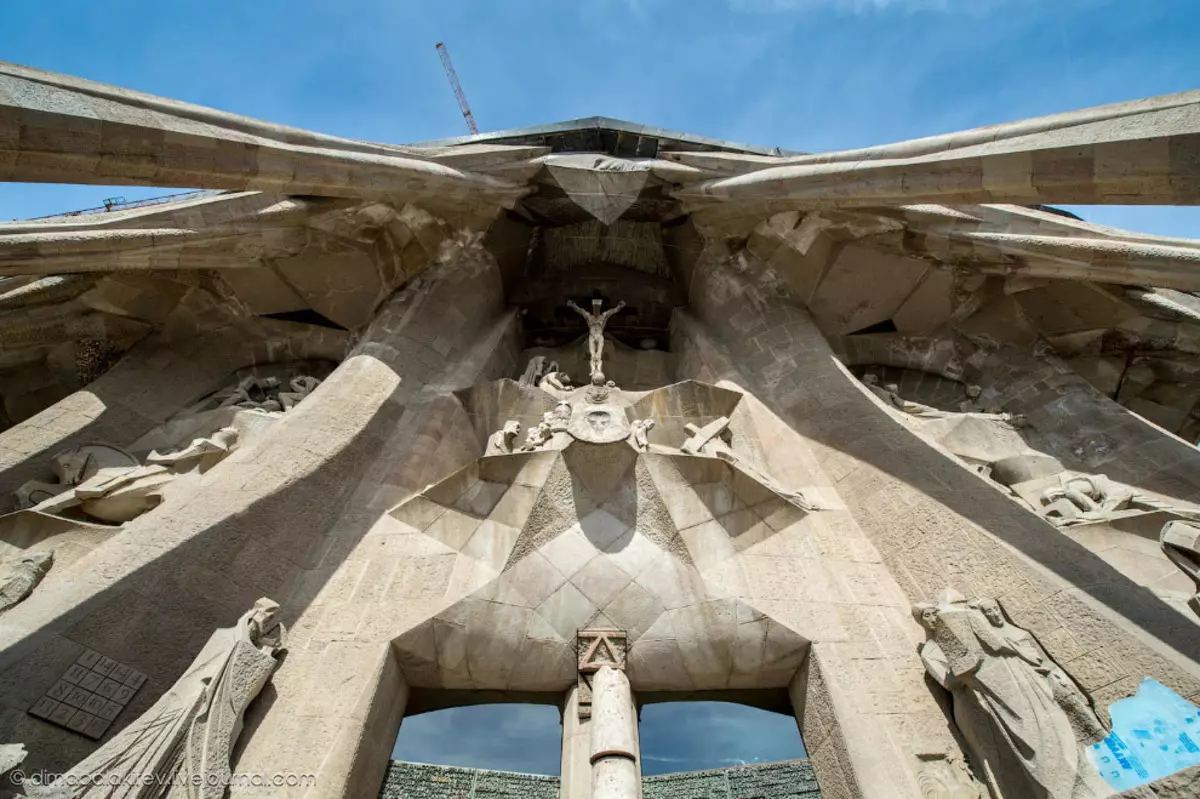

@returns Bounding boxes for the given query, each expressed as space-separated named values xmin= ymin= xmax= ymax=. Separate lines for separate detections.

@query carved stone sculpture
xmin=630 ymin=419 xmax=655 ymax=451
xmin=1040 ymin=474 xmax=1130 ymax=521
xmin=521 ymin=420 xmax=553 ymax=451
xmin=0 ymin=744 xmax=25 ymax=775
xmin=863 ymin=373 xmax=951 ymax=419
xmin=916 ymin=751 xmax=984 ymax=799
xmin=485 ymin=420 xmax=522 ymax=456
xmin=0 ymin=551 xmax=52 ymax=613
xmin=551 ymin=401 xmax=572 ymax=431
xmin=519 ymin=355 xmax=546 ymax=387
xmin=863 ymin=374 xmax=1023 ymax=426
xmin=682 ymin=417 xmax=818 ymax=511
xmin=959 ymin=385 xmax=998 ymax=415
xmin=212 ymin=374 xmax=320 ymax=414
xmin=539 ymin=370 xmax=573 ymax=393
xmin=0 ymin=744 xmax=26 ymax=799
xmin=277 ymin=375 xmax=321 ymax=411
xmin=217 ymin=375 xmax=281 ymax=411
xmin=146 ymin=426 xmax=239 ymax=471
xmin=914 ymin=590 xmax=1111 ymax=799
xmin=567 ymin=298 xmax=625 ymax=385
xmin=1035 ymin=473 xmax=1197 ymax=527
xmin=14 ymin=443 xmax=139 ymax=510
xmin=585 ymin=379 xmax=617 ymax=404
xmin=32 ymin=598 xmax=284 ymax=799
xmin=567 ymin=402 xmax=631 ymax=445
xmin=31 ymin=427 xmax=240 ymax=524
xmin=1161 ymin=520 xmax=1200 ymax=618
xmin=520 ymin=355 xmax=559 ymax=388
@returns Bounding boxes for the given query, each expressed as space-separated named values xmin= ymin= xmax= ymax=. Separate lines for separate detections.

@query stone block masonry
xmin=377 ymin=760 xmax=821 ymax=799
xmin=378 ymin=762 xmax=559 ymax=799
xmin=643 ymin=760 xmax=821 ymax=799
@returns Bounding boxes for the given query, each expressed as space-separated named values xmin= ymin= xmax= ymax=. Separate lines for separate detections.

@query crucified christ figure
xmin=567 ymin=298 xmax=625 ymax=384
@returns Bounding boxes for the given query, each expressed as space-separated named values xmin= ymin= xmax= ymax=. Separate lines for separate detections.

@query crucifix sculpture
xmin=567 ymin=298 xmax=625 ymax=385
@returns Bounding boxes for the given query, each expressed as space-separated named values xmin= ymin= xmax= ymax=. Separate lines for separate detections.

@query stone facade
xmin=0 ymin=63 xmax=1199 ymax=799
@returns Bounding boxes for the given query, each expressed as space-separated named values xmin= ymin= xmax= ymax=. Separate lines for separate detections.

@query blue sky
xmin=1 ymin=0 xmax=1198 ymax=237
xmin=392 ymin=701 xmax=806 ymax=775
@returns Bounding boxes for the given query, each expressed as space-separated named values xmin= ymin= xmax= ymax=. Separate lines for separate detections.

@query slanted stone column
xmin=590 ymin=666 xmax=640 ymax=799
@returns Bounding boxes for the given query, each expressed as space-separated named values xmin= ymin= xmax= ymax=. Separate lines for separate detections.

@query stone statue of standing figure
xmin=32 ymin=597 xmax=285 ymax=798
xmin=567 ymin=298 xmax=625 ymax=385
xmin=913 ymin=590 xmax=1111 ymax=799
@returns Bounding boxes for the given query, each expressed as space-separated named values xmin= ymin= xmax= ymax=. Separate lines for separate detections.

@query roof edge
xmin=408 ymin=116 xmax=804 ymax=157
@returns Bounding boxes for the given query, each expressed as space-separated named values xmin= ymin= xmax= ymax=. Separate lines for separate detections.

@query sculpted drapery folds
xmin=914 ymin=591 xmax=1111 ymax=799
xmin=33 ymin=598 xmax=285 ymax=799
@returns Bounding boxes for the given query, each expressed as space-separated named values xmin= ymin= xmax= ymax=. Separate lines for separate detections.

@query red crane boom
xmin=435 ymin=42 xmax=479 ymax=136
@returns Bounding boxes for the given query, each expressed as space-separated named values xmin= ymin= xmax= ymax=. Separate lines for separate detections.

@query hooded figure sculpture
xmin=34 ymin=598 xmax=285 ymax=799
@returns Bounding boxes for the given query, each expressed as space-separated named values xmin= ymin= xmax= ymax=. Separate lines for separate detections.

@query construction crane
xmin=435 ymin=42 xmax=479 ymax=136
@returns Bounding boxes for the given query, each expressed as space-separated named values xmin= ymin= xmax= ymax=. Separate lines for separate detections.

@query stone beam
xmin=0 ymin=62 xmax=527 ymax=207
xmin=904 ymin=231 xmax=1200 ymax=291
xmin=672 ymin=90 xmax=1200 ymax=208
xmin=0 ymin=227 xmax=309 ymax=275
xmin=0 ymin=194 xmax=367 ymax=275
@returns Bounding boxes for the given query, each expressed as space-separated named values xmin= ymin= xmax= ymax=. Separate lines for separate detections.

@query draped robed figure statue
xmin=33 ymin=598 xmax=285 ymax=799
xmin=914 ymin=590 xmax=1112 ymax=799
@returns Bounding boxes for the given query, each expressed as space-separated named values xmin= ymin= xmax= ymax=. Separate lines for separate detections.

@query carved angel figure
xmin=32 ymin=598 xmax=285 ymax=799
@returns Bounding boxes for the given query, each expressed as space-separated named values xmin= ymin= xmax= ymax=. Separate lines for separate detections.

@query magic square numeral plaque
xmin=27 ymin=648 xmax=147 ymax=740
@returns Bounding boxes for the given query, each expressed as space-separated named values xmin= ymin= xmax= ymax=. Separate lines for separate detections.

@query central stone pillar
xmin=570 ymin=629 xmax=640 ymax=799
xmin=590 ymin=666 xmax=640 ymax=799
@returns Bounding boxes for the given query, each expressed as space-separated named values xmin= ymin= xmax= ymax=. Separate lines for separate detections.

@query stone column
xmin=589 ymin=666 xmax=640 ymax=799
xmin=561 ymin=684 xmax=593 ymax=799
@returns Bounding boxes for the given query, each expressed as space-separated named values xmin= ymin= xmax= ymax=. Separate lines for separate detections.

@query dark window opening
xmin=848 ymin=318 xmax=898 ymax=335
xmin=259 ymin=309 xmax=348 ymax=331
